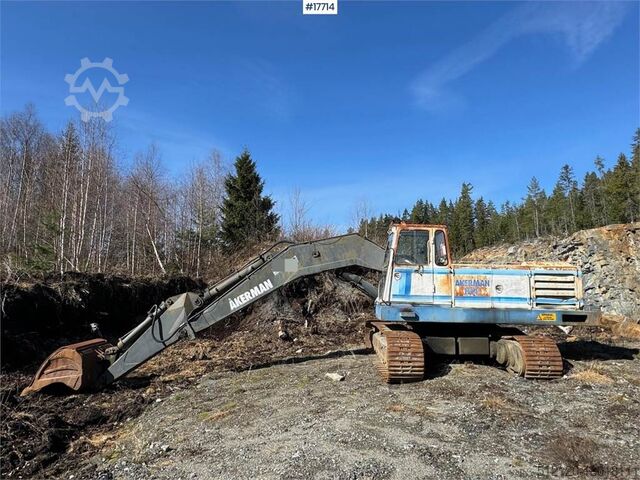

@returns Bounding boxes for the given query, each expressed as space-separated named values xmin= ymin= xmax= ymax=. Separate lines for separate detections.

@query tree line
xmin=358 ymin=129 xmax=640 ymax=258
xmin=2 ymin=104 xmax=637 ymax=276
xmin=0 ymin=105 xmax=281 ymax=278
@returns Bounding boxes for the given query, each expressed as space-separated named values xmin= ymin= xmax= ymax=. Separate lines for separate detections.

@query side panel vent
xmin=533 ymin=273 xmax=578 ymax=308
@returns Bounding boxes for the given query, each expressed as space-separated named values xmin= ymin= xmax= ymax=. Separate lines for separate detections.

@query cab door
xmin=432 ymin=228 xmax=453 ymax=305
xmin=389 ymin=229 xmax=434 ymax=304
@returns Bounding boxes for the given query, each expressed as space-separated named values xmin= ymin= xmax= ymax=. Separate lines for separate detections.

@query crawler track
xmin=496 ymin=335 xmax=563 ymax=379
xmin=369 ymin=323 xmax=424 ymax=383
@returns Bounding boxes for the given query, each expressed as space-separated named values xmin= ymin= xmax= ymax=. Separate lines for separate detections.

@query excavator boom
xmin=22 ymin=234 xmax=384 ymax=395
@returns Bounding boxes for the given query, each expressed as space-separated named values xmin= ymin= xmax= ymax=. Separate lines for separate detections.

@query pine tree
xmin=605 ymin=153 xmax=632 ymax=222
xmin=485 ymin=200 xmax=499 ymax=244
xmin=409 ymin=199 xmax=434 ymax=224
xmin=581 ymin=171 xmax=603 ymax=228
xmin=547 ymin=182 xmax=568 ymax=235
xmin=498 ymin=201 xmax=517 ymax=242
xmin=474 ymin=197 xmax=489 ymax=247
xmin=434 ymin=198 xmax=449 ymax=225
xmin=593 ymin=156 xmax=609 ymax=225
xmin=525 ymin=177 xmax=544 ymax=238
xmin=452 ymin=183 xmax=475 ymax=256
xmin=410 ymin=199 xmax=427 ymax=223
xmin=558 ymin=164 xmax=578 ymax=232
xmin=220 ymin=149 xmax=279 ymax=250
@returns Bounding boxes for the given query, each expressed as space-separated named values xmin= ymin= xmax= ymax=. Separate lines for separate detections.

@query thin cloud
xmin=411 ymin=2 xmax=629 ymax=112
xmin=238 ymin=59 xmax=293 ymax=121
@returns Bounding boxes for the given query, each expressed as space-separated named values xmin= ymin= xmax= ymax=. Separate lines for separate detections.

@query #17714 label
xmin=303 ymin=1 xmax=338 ymax=15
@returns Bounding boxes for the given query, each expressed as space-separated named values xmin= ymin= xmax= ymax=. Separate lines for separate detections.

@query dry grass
xmin=69 ymin=431 xmax=117 ymax=452
xmin=478 ymin=394 xmax=535 ymax=421
xmin=199 ymin=410 xmax=233 ymax=422
xmin=198 ymin=401 xmax=237 ymax=422
xmin=385 ymin=402 xmax=436 ymax=418
xmin=386 ymin=403 xmax=406 ymax=413
xmin=544 ymin=434 xmax=603 ymax=471
xmin=481 ymin=395 xmax=508 ymax=410
xmin=570 ymin=363 xmax=614 ymax=385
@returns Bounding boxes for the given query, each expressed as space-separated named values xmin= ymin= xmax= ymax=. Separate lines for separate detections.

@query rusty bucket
xmin=21 ymin=338 xmax=113 ymax=396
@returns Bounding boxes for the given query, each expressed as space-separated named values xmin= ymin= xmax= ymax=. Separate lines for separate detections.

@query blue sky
xmin=2 ymin=1 xmax=638 ymax=230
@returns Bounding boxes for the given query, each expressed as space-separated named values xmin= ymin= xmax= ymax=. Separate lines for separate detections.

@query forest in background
xmin=1 ymin=104 xmax=638 ymax=278
xmin=358 ymin=130 xmax=640 ymax=256
xmin=0 ymin=105 xmax=325 ymax=278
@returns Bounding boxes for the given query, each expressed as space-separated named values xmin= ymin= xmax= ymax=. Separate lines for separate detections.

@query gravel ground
xmin=76 ymin=338 xmax=640 ymax=480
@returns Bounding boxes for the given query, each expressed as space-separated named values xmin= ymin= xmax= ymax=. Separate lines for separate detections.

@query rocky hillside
xmin=462 ymin=223 xmax=640 ymax=323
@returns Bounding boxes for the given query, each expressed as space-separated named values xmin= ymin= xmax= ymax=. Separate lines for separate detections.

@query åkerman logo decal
xmin=228 ymin=279 xmax=274 ymax=311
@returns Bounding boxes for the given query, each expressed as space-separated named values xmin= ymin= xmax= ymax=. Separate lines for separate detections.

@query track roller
xmin=495 ymin=335 xmax=563 ymax=380
xmin=368 ymin=323 xmax=424 ymax=383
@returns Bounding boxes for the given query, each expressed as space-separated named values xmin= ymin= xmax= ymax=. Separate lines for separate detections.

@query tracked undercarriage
xmin=366 ymin=322 xmax=565 ymax=383
xmin=367 ymin=322 xmax=425 ymax=383
xmin=495 ymin=336 xmax=563 ymax=379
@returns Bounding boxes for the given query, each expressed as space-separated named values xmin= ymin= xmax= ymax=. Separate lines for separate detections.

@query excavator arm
xmin=22 ymin=234 xmax=384 ymax=395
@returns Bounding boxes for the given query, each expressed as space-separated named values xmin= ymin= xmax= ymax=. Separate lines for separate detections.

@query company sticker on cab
xmin=454 ymin=276 xmax=490 ymax=297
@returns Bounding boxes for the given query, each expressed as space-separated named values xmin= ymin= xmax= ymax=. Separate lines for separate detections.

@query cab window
xmin=396 ymin=230 xmax=429 ymax=265
xmin=435 ymin=230 xmax=449 ymax=266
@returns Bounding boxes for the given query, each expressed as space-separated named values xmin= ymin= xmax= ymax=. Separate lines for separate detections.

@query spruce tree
xmin=474 ymin=197 xmax=489 ymax=247
xmin=605 ymin=154 xmax=632 ymax=222
xmin=525 ymin=177 xmax=544 ymax=238
xmin=548 ymin=182 xmax=568 ymax=235
xmin=485 ymin=201 xmax=499 ymax=244
xmin=452 ymin=183 xmax=475 ymax=256
xmin=220 ymin=149 xmax=279 ymax=250
xmin=410 ymin=199 xmax=426 ymax=223
xmin=581 ymin=172 xmax=603 ymax=228
xmin=558 ymin=164 xmax=578 ymax=232
xmin=592 ymin=156 xmax=610 ymax=225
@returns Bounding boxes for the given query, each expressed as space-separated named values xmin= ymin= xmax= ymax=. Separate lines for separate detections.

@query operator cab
xmin=380 ymin=224 xmax=452 ymax=305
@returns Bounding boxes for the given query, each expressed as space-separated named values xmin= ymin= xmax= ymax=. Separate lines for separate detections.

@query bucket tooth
xmin=21 ymin=338 xmax=113 ymax=396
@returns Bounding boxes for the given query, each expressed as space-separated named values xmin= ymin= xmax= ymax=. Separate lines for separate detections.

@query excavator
xmin=22 ymin=223 xmax=600 ymax=395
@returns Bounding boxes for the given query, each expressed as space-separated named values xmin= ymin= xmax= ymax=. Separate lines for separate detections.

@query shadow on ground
xmin=558 ymin=340 xmax=639 ymax=361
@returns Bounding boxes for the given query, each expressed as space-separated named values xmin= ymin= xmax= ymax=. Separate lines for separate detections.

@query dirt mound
xmin=1 ymin=273 xmax=206 ymax=371
xmin=118 ymin=272 xmax=375 ymax=386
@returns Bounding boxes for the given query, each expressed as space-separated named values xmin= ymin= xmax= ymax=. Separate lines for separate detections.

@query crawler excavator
xmin=22 ymin=224 xmax=600 ymax=395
